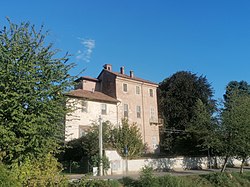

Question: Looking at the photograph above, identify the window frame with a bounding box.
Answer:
[124,104,129,118]
[101,103,107,115]
[149,88,153,97]
[136,86,140,95]
[150,107,155,119]
[123,83,128,92]
[81,100,88,113]
[136,105,141,118]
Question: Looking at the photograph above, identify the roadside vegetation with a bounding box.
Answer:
[67,167,250,187]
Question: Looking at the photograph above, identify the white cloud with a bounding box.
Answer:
[76,38,95,63]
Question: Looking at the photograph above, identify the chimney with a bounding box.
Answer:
[103,64,112,71]
[130,70,134,78]
[120,66,125,74]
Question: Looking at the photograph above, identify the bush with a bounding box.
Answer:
[138,166,159,187]
[69,177,122,187]
[0,163,21,187]
[12,154,68,186]
[203,173,234,187]
[157,175,193,187]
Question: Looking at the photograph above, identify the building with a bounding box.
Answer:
[65,64,161,152]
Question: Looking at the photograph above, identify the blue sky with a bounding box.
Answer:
[1,0,250,100]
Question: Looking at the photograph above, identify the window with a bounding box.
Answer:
[136,106,141,118]
[123,83,128,92]
[150,107,155,119]
[136,86,140,94]
[101,104,107,115]
[81,100,88,112]
[124,104,128,118]
[149,89,153,97]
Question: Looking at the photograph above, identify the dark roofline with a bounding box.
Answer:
[97,69,158,86]
[75,76,99,83]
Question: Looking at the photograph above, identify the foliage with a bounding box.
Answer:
[138,166,159,187]
[220,93,250,172]
[0,19,74,164]
[62,119,144,172]
[110,119,144,158]
[91,154,110,173]
[69,176,122,187]
[203,173,234,187]
[67,172,250,187]
[12,153,68,187]
[158,71,215,155]
[0,163,21,187]
[187,99,220,157]
[62,121,113,173]
[223,81,250,105]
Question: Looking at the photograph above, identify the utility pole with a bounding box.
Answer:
[98,115,103,176]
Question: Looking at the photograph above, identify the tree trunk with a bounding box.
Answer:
[221,156,229,173]
[240,158,246,174]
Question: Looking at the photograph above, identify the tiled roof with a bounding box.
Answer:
[75,76,99,82]
[104,70,158,86]
[111,72,158,85]
[66,89,119,103]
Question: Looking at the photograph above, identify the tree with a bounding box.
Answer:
[110,119,144,158]
[63,119,144,164]
[0,19,74,164]
[220,82,250,173]
[223,81,250,104]
[187,99,220,167]
[158,71,215,155]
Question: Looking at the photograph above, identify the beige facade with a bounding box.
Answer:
[114,77,159,152]
[66,64,161,153]
[65,89,119,141]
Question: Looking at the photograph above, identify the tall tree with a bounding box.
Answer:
[220,81,250,173]
[223,81,250,104]
[0,19,74,164]
[158,71,215,155]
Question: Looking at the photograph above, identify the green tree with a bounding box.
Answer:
[187,99,220,167]
[223,81,250,105]
[62,121,113,172]
[220,93,250,173]
[158,71,215,155]
[110,119,144,158]
[0,19,74,164]
[63,119,144,165]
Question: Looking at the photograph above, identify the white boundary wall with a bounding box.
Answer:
[105,150,248,175]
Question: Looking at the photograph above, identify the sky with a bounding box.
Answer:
[1,0,250,100]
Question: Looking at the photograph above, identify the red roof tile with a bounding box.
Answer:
[66,89,119,103]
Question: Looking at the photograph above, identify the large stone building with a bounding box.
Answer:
[65,64,161,152]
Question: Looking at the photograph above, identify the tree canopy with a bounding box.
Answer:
[0,19,74,164]
[219,81,250,173]
[63,119,144,164]
[158,71,216,155]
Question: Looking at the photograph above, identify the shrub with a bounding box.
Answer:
[69,177,122,187]
[12,154,68,186]
[138,166,159,187]
[203,172,234,187]
[0,163,21,187]
[157,175,192,187]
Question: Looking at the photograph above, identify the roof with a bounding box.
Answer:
[66,89,119,103]
[75,76,99,82]
[99,69,158,86]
